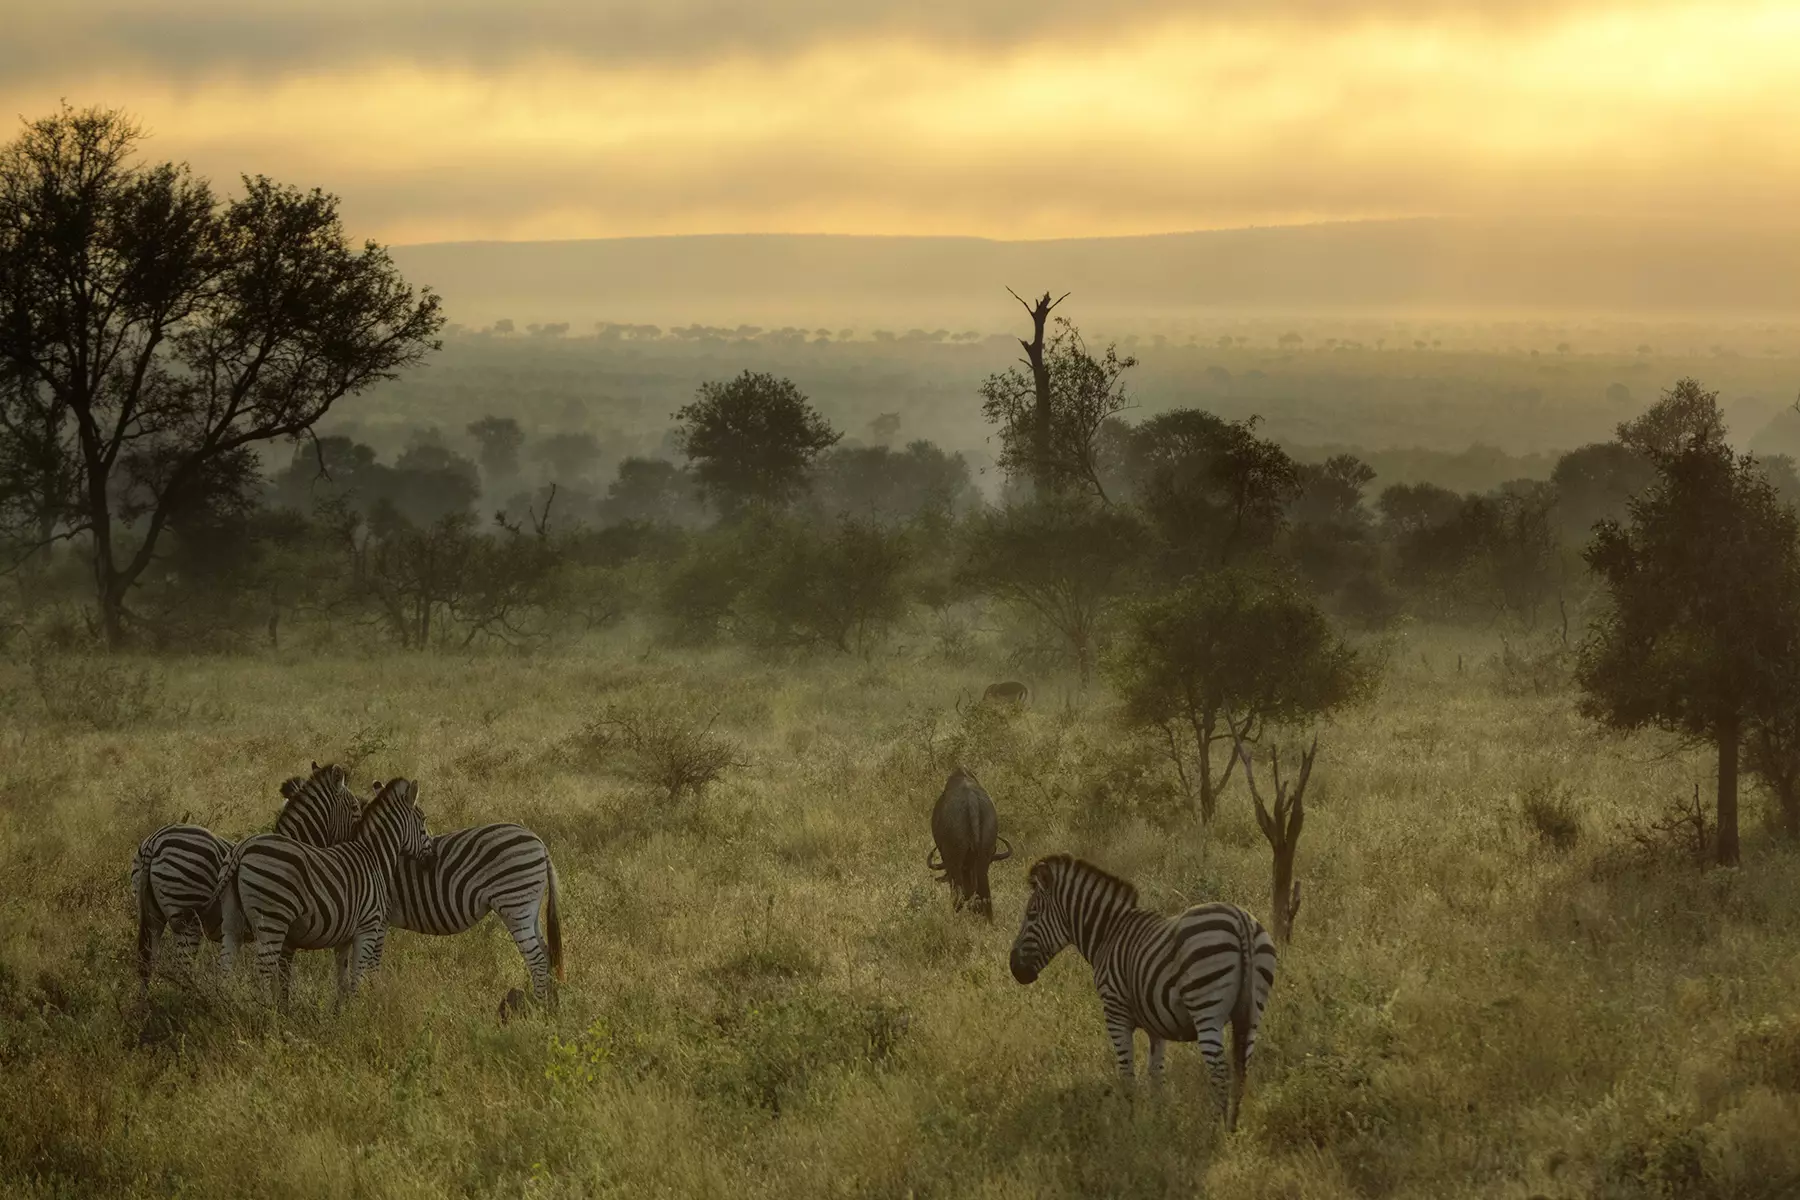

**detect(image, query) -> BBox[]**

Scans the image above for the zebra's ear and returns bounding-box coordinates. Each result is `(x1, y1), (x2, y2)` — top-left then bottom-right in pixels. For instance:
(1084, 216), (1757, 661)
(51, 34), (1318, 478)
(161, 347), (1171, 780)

(311, 760), (320, 773)
(279, 777), (303, 801)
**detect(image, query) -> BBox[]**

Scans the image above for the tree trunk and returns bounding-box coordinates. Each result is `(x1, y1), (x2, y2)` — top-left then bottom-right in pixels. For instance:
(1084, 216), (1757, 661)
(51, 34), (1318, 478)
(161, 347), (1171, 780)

(1197, 733), (1216, 823)
(1270, 841), (1297, 944)
(1020, 294), (1055, 495)
(1717, 714), (1740, 867)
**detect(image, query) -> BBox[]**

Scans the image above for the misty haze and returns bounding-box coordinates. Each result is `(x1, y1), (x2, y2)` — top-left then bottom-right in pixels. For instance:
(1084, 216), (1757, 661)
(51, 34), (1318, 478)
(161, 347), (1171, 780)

(4, 4), (1800, 1198)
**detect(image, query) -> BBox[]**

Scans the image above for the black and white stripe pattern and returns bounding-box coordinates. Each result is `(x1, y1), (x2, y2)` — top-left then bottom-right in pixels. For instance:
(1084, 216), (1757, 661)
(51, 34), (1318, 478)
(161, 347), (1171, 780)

(130, 762), (361, 993)
(383, 822), (565, 1002)
(1008, 854), (1277, 1131)
(219, 776), (432, 1009)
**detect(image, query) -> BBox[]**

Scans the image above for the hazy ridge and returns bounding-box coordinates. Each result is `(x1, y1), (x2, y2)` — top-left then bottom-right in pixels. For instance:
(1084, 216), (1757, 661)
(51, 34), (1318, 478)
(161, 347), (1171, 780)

(391, 217), (1800, 330)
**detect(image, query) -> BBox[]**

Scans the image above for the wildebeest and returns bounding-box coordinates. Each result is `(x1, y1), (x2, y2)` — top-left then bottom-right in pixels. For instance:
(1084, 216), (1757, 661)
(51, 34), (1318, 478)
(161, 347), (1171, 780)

(926, 766), (1013, 918)
(982, 681), (1029, 706)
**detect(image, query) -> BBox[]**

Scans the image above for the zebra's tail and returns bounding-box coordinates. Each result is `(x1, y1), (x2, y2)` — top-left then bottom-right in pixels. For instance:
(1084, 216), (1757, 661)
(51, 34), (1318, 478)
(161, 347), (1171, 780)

(132, 840), (159, 992)
(545, 859), (565, 983)
(215, 846), (248, 971)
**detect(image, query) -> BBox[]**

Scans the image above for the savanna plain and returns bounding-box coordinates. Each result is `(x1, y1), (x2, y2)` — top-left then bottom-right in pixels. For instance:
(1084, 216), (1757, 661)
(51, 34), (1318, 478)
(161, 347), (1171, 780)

(4, 620), (1799, 1200)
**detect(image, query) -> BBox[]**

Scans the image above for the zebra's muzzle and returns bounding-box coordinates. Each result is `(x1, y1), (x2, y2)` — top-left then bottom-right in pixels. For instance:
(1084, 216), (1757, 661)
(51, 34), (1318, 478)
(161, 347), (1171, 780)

(1009, 947), (1039, 985)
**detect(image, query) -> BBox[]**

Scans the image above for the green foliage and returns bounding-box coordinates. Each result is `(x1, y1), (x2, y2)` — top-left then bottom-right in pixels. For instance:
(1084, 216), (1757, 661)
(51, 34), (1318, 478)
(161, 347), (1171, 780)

(573, 700), (748, 803)
(958, 497), (1150, 682)
(0, 104), (443, 647)
(674, 371), (840, 516)
(1109, 569), (1373, 819)
(1116, 409), (1301, 574)
(979, 316), (1137, 501)
(810, 441), (979, 525)
(739, 518), (915, 655)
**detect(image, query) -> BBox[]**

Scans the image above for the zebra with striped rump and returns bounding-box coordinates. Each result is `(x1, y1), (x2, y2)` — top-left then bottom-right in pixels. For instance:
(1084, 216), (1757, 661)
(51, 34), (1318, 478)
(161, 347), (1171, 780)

(219, 775), (432, 1009)
(1008, 854), (1277, 1131)
(376, 803), (565, 1004)
(130, 762), (361, 993)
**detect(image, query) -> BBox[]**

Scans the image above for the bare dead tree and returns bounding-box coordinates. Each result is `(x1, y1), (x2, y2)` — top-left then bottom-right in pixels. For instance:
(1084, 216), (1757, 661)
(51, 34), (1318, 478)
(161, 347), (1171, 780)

(1006, 287), (1068, 494)
(1234, 726), (1317, 945)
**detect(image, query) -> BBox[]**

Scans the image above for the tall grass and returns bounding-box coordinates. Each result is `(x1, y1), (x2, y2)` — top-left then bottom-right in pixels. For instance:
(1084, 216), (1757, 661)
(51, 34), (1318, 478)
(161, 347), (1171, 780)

(1, 626), (1798, 1198)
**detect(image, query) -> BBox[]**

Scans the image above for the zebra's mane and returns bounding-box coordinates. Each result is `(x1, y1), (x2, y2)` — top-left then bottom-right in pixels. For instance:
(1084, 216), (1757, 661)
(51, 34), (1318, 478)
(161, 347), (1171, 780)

(279, 762), (348, 805)
(353, 777), (416, 835)
(1035, 854), (1141, 909)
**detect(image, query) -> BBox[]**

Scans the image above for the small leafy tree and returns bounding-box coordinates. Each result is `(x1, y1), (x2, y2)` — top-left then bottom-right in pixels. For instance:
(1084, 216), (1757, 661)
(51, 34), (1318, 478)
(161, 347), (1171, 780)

(674, 371), (839, 517)
(1577, 379), (1800, 867)
(467, 415), (525, 485)
(980, 314), (1136, 502)
(1109, 570), (1372, 821)
(741, 518), (914, 654)
(1115, 409), (1300, 573)
(600, 456), (703, 527)
(959, 497), (1149, 683)
(0, 105), (442, 647)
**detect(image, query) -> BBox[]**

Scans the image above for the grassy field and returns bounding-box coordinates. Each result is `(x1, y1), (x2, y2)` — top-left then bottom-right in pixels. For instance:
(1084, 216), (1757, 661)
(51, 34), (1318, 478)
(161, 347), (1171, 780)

(2, 624), (1799, 1199)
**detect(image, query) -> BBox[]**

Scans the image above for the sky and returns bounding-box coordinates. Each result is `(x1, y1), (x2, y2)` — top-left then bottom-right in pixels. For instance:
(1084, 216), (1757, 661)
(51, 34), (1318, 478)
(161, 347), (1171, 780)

(5, 0), (1798, 246)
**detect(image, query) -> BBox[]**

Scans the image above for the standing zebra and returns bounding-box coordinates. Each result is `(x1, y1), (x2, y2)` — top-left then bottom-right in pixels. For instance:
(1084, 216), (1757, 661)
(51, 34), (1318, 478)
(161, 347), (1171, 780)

(1008, 854), (1277, 1131)
(130, 762), (361, 993)
(380, 814), (565, 1004)
(219, 775), (433, 1009)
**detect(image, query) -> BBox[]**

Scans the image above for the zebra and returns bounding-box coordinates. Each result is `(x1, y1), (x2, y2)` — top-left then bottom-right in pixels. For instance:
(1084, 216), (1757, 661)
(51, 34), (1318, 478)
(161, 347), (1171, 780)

(219, 775), (433, 1009)
(380, 815), (565, 1005)
(1007, 854), (1277, 1131)
(129, 762), (362, 993)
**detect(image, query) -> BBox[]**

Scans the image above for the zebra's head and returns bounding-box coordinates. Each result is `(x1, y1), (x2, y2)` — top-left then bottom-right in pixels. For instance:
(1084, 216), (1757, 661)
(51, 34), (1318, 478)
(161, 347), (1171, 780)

(1010, 855), (1075, 985)
(357, 776), (434, 862)
(1010, 854), (1138, 984)
(275, 762), (362, 845)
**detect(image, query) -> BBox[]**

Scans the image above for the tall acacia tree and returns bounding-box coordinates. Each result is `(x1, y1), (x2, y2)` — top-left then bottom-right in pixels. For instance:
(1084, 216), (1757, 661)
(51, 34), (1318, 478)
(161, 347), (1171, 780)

(0, 105), (443, 646)
(1577, 379), (1800, 867)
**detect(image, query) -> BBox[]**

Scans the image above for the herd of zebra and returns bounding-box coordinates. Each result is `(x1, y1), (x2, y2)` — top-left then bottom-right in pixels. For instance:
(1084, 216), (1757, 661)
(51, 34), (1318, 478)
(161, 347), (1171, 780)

(130, 762), (563, 1010)
(130, 755), (1277, 1131)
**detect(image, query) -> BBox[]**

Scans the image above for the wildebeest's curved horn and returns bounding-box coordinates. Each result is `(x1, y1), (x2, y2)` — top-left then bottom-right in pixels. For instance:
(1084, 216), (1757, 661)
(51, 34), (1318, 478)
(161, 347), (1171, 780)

(925, 846), (944, 871)
(991, 836), (1014, 862)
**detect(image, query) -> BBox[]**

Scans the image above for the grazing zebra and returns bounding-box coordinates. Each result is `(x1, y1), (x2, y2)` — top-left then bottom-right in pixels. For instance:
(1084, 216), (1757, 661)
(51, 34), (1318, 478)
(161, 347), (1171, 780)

(219, 775), (433, 1009)
(381, 817), (565, 1004)
(1007, 854), (1277, 1131)
(129, 762), (362, 993)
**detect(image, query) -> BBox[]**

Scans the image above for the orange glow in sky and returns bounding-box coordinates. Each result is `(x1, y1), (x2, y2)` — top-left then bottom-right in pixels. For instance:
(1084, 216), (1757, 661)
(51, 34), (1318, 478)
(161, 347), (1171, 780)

(4, 1), (1796, 243)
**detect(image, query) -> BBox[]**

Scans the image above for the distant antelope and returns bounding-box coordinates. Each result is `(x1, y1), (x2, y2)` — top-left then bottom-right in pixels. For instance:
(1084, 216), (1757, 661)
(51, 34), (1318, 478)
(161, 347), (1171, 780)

(982, 681), (1029, 706)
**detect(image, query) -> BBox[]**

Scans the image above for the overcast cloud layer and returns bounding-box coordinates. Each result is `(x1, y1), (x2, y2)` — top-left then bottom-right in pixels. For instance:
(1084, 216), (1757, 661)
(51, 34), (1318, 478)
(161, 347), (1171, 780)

(4, 0), (1796, 246)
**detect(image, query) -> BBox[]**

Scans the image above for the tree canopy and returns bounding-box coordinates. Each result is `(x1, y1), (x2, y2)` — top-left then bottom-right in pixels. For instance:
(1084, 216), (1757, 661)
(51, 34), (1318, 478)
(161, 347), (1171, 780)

(1577, 378), (1800, 866)
(673, 370), (839, 517)
(0, 104), (443, 646)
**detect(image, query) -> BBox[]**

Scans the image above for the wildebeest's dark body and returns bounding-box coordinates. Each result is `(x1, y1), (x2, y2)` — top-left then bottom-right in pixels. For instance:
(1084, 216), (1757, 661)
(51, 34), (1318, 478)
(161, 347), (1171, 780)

(927, 767), (1013, 919)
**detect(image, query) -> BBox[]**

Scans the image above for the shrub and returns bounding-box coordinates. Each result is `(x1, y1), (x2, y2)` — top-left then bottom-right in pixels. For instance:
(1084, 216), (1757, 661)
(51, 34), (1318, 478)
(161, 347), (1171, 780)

(1519, 778), (1581, 850)
(574, 702), (747, 802)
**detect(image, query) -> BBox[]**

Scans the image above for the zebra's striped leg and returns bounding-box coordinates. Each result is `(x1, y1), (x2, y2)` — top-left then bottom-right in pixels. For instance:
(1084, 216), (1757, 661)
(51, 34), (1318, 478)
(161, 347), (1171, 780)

(1103, 1009), (1137, 1085)
(169, 914), (206, 981)
(1189, 1002), (1233, 1126)
(345, 922), (387, 1003)
(249, 929), (286, 1007)
(1147, 1036), (1167, 1090)
(498, 902), (554, 1003)
(136, 909), (164, 994)
(333, 944), (355, 1009)
(1227, 1005), (1256, 1132)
